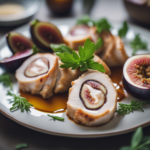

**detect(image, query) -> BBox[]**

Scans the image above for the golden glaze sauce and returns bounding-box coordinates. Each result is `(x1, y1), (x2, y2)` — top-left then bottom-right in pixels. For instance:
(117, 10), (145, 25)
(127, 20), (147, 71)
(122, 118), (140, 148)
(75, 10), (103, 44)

(20, 66), (127, 113)
(110, 66), (128, 101)
(20, 91), (68, 113)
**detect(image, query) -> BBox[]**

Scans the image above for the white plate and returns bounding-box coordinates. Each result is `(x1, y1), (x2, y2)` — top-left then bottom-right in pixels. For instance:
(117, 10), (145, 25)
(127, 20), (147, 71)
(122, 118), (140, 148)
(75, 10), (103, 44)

(0, 18), (150, 138)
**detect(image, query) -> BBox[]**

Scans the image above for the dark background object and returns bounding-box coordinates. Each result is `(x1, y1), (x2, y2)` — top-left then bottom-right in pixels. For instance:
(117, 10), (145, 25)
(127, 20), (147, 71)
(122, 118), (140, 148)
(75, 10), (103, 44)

(124, 0), (150, 25)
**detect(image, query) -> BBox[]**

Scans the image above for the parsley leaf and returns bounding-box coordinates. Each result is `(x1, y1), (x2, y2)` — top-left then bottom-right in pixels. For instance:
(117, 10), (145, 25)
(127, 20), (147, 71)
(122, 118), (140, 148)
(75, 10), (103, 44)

(50, 44), (73, 54)
(7, 90), (33, 112)
(47, 114), (64, 121)
(130, 34), (148, 55)
(16, 143), (28, 150)
(116, 100), (150, 116)
(95, 37), (103, 50)
(55, 39), (105, 72)
(0, 73), (12, 89)
(118, 21), (128, 38)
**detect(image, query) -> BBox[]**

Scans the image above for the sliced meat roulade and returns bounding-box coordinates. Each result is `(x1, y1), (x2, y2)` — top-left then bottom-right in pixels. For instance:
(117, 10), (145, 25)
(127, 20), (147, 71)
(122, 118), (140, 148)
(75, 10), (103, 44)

(16, 53), (59, 98)
(63, 25), (103, 52)
(67, 70), (117, 126)
(54, 53), (111, 94)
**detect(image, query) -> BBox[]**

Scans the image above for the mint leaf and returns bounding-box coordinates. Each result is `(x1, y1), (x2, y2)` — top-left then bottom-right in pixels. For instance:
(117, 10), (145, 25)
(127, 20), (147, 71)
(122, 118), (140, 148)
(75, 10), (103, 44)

(118, 21), (128, 38)
(16, 143), (28, 150)
(87, 60), (105, 72)
(95, 37), (103, 50)
(79, 46), (85, 59)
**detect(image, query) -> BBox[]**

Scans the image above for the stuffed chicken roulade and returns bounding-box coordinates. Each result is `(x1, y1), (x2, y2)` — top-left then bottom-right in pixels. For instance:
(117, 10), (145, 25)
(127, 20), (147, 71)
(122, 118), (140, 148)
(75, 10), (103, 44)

(67, 70), (117, 126)
(16, 53), (59, 98)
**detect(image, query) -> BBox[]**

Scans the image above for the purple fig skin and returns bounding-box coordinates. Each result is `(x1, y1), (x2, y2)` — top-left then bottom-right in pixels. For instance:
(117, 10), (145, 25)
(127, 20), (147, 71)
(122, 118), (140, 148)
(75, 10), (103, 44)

(122, 75), (150, 100)
(0, 50), (33, 73)
(30, 20), (63, 51)
(6, 32), (33, 54)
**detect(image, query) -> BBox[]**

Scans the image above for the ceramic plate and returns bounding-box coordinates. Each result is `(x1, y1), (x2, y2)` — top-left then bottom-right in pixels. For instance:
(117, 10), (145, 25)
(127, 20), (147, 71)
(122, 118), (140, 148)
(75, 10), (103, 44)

(0, 18), (150, 138)
(0, 0), (42, 26)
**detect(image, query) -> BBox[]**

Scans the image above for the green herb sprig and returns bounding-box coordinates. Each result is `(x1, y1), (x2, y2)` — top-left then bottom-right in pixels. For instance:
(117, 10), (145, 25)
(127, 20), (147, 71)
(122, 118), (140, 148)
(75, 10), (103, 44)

(52, 39), (105, 72)
(119, 127), (150, 150)
(77, 16), (111, 34)
(116, 100), (150, 116)
(95, 37), (103, 50)
(118, 21), (128, 38)
(47, 114), (64, 121)
(0, 73), (12, 89)
(15, 143), (28, 150)
(32, 45), (39, 54)
(7, 90), (33, 112)
(130, 34), (148, 55)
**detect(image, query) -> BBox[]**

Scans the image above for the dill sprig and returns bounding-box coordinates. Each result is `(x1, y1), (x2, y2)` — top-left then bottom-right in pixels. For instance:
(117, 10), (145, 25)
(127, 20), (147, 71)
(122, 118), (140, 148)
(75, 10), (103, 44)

(116, 100), (150, 116)
(7, 90), (33, 112)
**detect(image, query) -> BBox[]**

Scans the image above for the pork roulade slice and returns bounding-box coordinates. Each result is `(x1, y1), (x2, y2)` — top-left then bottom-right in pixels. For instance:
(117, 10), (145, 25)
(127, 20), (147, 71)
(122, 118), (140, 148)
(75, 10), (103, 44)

(16, 53), (59, 98)
(67, 71), (117, 126)
(54, 54), (111, 94)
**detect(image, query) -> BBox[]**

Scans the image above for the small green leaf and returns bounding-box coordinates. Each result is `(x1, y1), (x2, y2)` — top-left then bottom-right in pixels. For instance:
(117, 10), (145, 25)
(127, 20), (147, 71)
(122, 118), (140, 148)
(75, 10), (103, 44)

(79, 46), (85, 59)
(131, 127), (143, 149)
(84, 39), (96, 60)
(72, 51), (79, 60)
(80, 62), (88, 71)
(119, 146), (131, 150)
(31, 19), (39, 26)
(32, 45), (39, 54)
(47, 114), (64, 121)
(50, 44), (73, 54)
(95, 37), (103, 50)
(0, 73), (12, 89)
(15, 143), (28, 150)
(87, 60), (105, 72)
(118, 21), (128, 38)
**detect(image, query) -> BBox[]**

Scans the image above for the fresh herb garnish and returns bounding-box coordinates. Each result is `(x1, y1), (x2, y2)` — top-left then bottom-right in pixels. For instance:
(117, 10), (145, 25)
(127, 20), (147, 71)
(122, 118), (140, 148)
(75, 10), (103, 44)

(119, 127), (150, 150)
(77, 16), (111, 33)
(55, 39), (105, 72)
(31, 19), (39, 26)
(130, 34), (148, 55)
(0, 73), (12, 89)
(95, 37), (103, 50)
(50, 44), (73, 54)
(47, 114), (64, 121)
(118, 21), (128, 38)
(32, 45), (39, 54)
(7, 90), (33, 112)
(15, 143), (28, 150)
(116, 100), (150, 116)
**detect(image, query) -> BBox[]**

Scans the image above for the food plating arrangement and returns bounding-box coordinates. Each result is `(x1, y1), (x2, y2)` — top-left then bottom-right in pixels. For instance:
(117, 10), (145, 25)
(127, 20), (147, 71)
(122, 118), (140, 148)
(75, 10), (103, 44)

(0, 16), (150, 137)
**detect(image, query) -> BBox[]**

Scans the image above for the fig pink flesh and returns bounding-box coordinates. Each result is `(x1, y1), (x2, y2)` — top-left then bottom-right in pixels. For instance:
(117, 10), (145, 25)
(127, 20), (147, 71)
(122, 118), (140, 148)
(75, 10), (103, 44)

(11, 35), (32, 51)
(126, 57), (150, 88)
(37, 25), (62, 43)
(70, 25), (90, 36)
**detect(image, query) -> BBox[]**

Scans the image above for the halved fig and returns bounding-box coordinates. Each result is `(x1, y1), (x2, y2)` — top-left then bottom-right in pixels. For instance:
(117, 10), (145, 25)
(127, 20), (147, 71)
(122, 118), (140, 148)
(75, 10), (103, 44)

(16, 53), (59, 99)
(63, 25), (103, 51)
(123, 54), (150, 100)
(67, 71), (117, 126)
(30, 20), (63, 51)
(0, 49), (33, 72)
(6, 32), (33, 54)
